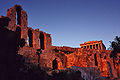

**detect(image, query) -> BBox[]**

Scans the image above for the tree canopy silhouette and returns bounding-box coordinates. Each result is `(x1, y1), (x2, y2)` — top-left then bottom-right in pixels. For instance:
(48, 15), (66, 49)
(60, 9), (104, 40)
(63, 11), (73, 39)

(109, 36), (120, 58)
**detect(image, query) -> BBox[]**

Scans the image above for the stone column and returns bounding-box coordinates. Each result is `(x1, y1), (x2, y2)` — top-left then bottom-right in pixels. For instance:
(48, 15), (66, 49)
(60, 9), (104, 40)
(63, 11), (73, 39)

(92, 44), (93, 49)
(95, 44), (96, 49)
(98, 43), (101, 50)
(101, 43), (103, 50)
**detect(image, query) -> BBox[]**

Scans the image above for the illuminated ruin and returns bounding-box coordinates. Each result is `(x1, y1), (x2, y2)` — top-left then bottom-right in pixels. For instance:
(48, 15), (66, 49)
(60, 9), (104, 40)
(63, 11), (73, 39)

(0, 5), (120, 79)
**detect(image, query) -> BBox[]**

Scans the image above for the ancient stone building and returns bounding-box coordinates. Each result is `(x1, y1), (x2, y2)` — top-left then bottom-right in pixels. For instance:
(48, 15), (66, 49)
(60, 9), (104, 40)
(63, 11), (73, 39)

(80, 40), (106, 50)
(0, 5), (120, 79)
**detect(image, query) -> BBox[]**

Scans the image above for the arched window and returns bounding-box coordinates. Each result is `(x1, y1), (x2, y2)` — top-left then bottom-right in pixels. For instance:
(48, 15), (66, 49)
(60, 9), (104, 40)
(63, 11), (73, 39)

(39, 32), (44, 50)
(94, 53), (98, 66)
(28, 29), (33, 47)
(16, 27), (21, 41)
(15, 6), (21, 25)
(52, 58), (58, 70)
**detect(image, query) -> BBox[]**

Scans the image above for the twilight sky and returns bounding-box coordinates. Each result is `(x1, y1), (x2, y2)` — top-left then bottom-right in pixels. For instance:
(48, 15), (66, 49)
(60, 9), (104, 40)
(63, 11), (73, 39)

(0, 0), (120, 49)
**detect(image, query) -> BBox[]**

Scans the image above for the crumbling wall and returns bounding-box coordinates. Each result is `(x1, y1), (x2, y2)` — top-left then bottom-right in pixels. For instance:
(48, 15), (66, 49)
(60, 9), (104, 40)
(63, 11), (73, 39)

(1, 5), (120, 79)
(5, 5), (53, 69)
(7, 5), (27, 30)
(66, 48), (118, 78)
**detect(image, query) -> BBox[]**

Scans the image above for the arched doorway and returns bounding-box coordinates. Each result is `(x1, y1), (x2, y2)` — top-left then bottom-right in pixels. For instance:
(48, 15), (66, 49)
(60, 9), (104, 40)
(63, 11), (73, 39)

(39, 32), (44, 50)
(52, 58), (58, 70)
(28, 29), (33, 47)
(15, 5), (21, 25)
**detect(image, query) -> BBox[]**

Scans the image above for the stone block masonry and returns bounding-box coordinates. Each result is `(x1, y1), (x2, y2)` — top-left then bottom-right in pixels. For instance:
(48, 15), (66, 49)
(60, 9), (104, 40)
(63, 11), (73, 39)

(0, 5), (120, 79)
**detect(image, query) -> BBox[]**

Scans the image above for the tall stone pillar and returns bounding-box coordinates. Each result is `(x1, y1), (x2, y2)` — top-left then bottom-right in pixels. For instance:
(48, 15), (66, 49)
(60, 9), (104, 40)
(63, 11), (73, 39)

(101, 43), (103, 50)
(94, 44), (97, 49)
(92, 45), (93, 49)
(98, 43), (100, 50)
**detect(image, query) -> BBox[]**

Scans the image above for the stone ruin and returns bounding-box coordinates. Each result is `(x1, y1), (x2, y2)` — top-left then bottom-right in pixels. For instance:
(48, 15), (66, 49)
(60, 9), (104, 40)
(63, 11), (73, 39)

(0, 5), (120, 79)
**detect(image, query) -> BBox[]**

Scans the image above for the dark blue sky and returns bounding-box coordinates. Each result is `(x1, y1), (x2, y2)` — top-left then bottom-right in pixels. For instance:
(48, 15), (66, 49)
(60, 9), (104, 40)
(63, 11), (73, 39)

(0, 0), (120, 49)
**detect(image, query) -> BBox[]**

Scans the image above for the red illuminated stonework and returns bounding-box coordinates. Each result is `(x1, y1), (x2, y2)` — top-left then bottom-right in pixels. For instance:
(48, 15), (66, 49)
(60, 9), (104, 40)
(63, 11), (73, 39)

(0, 5), (120, 79)
(80, 40), (106, 50)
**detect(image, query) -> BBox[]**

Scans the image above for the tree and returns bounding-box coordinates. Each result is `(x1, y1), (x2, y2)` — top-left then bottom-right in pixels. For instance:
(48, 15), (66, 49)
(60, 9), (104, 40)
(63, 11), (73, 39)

(109, 36), (120, 58)
(109, 36), (120, 68)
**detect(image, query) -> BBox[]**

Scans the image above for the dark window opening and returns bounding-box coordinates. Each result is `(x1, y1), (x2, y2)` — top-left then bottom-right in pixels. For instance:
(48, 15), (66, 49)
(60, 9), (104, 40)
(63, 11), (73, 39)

(96, 44), (98, 49)
(94, 54), (98, 66)
(16, 27), (21, 41)
(28, 29), (33, 47)
(87, 45), (89, 48)
(39, 32), (44, 50)
(113, 58), (115, 68)
(99, 43), (101, 50)
(84, 46), (86, 48)
(93, 45), (95, 49)
(107, 62), (113, 77)
(16, 6), (21, 25)
(104, 55), (106, 59)
(90, 45), (92, 49)
(52, 58), (58, 70)
(81, 46), (83, 48)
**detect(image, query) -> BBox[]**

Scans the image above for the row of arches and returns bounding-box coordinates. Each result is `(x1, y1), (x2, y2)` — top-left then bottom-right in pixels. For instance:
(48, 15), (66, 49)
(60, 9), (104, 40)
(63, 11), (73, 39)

(16, 27), (45, 50)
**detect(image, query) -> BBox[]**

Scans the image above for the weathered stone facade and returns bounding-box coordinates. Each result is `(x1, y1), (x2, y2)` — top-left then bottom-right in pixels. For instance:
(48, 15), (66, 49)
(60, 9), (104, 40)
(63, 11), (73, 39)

(80, 40), (106, 50)
(0, 5), (120, 79)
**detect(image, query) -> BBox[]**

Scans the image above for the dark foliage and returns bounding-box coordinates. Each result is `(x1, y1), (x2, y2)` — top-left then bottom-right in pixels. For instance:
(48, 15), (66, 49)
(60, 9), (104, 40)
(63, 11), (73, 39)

(109, 36), (120, 58)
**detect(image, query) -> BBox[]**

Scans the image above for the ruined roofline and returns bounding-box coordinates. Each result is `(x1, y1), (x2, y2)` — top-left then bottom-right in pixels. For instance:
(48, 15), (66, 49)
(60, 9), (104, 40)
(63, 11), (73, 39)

(27, 27), (51, 35)
(7, 4), (23, 12)
(80, 40), (106, 50)
(6, 5), (50, 35)
(80, 40), (102, 45)
(14, 4), (22, 8)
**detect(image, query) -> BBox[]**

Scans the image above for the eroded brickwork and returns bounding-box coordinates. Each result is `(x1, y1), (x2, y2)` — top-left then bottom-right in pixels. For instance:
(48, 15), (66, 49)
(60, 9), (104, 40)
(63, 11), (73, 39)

(0, 5), (120, 79)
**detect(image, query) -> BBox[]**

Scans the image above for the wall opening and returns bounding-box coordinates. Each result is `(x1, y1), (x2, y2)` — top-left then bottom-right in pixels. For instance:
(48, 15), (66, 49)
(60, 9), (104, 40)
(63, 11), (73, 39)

(27, 35), (29, 45)
(93, 45), (95, 49)
(15, 6), (21, 25)
(94, 53), (98, 66)
(84, 46), (86, 48)
(28, 29), (33, 47)
(96, 44), (98, 49)
(52, 58), (58, 70)
(39, 32), (44, 50)
(99, 43), (101, 50)
(90, 45), (92, 49)
(87, 45), (89, 48)
(107, 62), (113, 77)
(16, 27), (21, 41)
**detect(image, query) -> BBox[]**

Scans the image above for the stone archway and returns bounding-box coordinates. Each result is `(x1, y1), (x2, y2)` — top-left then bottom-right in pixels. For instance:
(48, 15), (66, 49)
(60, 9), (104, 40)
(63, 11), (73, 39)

(52, 58), (58, 70)
(28, 29), (33, 47)
(39, 32), (45, 50)
(15, 5), (22, 25)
